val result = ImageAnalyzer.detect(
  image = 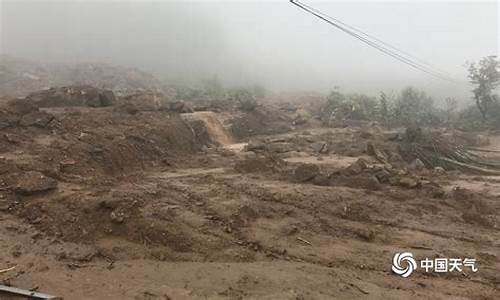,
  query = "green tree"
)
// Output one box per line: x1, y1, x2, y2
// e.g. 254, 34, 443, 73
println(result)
444, 97, 458, 127
467, 56, 500, 120
378, 91, 393, 126
202, 75, 224, 99
393, 87, 437, 126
